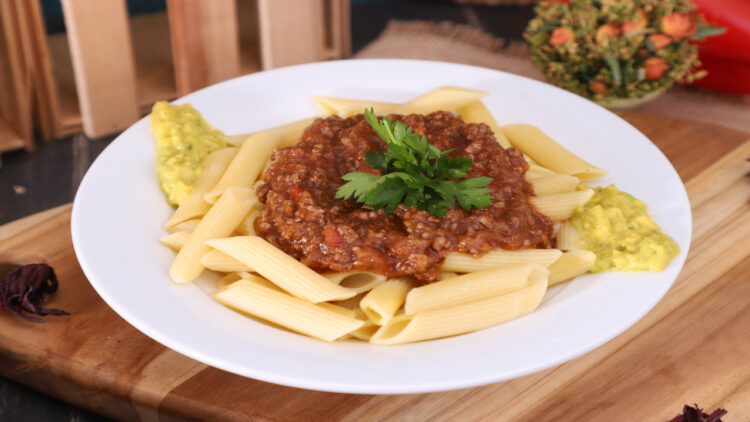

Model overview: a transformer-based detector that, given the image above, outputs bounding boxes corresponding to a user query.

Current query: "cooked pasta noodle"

[322,271,386,293]
[201,249,252,272]
[206,236,358,302]
[442,249,562,273]
[169,187,257,284]
[370,275,548,345]
[456,101,512,148]
[164,147,237,229]
[204,131,284,203]
[548,250,596,286]
[530,189,594,221]
[501,124,607,181]
[360,277,415,325]
[159,231,190,251]
[214,279,364,341]
[556,221,583,251]
[530,174,581,195]
[404,264,547,315]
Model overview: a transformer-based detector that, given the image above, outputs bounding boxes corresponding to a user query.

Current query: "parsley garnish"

[335,109,493,217]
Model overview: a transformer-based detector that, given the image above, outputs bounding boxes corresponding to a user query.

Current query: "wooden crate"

[3,0,350,142]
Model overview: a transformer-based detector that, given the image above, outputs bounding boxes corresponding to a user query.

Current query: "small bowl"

[595,88,666,110]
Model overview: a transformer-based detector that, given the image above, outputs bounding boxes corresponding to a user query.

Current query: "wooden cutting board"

[1,112,749,422]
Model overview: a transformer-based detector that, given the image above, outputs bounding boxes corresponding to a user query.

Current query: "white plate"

[71,59,691,394]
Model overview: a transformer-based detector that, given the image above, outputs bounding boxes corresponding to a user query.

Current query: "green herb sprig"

[335,109,493,217]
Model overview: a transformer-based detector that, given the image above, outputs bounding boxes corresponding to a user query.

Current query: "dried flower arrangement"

[524,0,725,107]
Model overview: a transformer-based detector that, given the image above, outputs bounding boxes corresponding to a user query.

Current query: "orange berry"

[589,81,608,94]
[550,27,575,46]
[644,57,669,80]
[623,10,648,34]
[661,12,696,41]
[596,23,622,45]
[648,33,673,50]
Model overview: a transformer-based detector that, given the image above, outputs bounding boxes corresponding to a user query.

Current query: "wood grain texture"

[59,0,140,138]
[257,0,326,69]
[15,0,61,141]
[0,0,33,152]
[167,0,241,96]
[0,113,748,421]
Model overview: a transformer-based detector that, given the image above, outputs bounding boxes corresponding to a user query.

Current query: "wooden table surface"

[0,111,748,421]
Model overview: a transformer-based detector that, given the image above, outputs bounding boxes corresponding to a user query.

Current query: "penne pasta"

[501,124,607,181]
[530,174,581,195]
[392,86,488,115]
[525,164,559,181]
[318,86,488,118]
[167,218,202,234]
[456,101,512,148]
[224,117,318,147]
[548,250,596,286]
[530,189,594,221]
[442,249,562,273]
[206,236,358,303]
[169,187,257,284]
[331,292,367,311]
[214,280,364,342]
[370,275,548,345]
[240,273,282,291]
[359,277,415,325]
[159,231,190,251]
[344,308,381,341]
[235,207,262,236]
[322,271,386,293]
[349,321,380,342]
[404,264,547,315]
[204,130,283,204]
[527,164,557,177]
[164,147,238,229]
[216,272,244,289]
[556,221,583,251]
[313,95,395,114]
[318,302,358,319]
[201,249,252,272]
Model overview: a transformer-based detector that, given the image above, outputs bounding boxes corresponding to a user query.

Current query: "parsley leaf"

[335,109,493,217]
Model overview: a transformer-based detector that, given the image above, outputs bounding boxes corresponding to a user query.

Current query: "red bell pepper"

[692,0,750,62]
[690,0,750,94]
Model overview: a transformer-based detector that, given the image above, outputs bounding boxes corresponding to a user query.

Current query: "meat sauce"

[256,112,554,283]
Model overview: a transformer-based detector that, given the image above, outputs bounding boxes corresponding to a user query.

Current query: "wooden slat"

[46,32,82,137]
[236,0,262,75]
[327,0,351,59]
[257,0,325,69]
[0,0,32,151]
[129,12,177,111]
[167,0,241,96]
[0,119,26,154]
[0,113,748,420]
[15,0,60,141]
[59,0,139,138]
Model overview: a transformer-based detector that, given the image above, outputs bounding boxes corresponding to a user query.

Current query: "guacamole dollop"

[150,101,228,207]
[570,185,679,273]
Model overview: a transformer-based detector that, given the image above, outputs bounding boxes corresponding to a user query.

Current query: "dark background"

[0,1,532,420]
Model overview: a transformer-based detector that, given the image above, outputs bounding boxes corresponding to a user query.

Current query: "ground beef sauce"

[256,111,554,283]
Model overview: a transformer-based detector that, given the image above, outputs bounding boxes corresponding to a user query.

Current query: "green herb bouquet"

[524,0,725,107]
